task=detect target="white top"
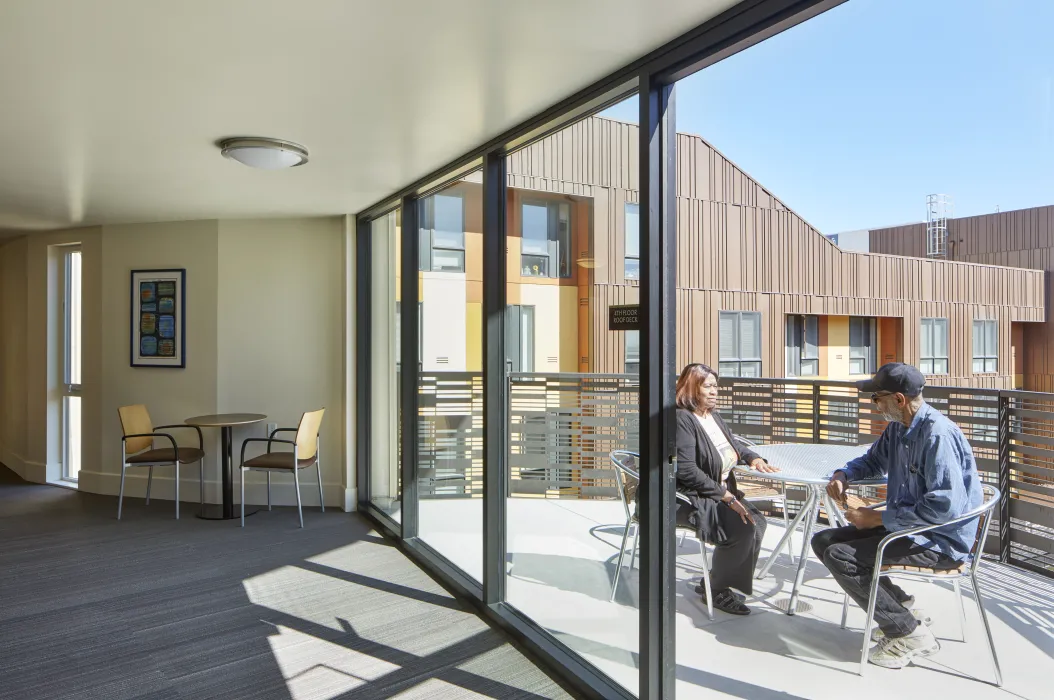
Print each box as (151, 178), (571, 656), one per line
(696, 413), (738, 482)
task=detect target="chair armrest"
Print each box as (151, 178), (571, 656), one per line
(155, 424), (203, 451)
(240, 437), (296, 465)
(874, 498), (995, 565)
(122, 432), (177, 453)
(268, 427), (297, 451)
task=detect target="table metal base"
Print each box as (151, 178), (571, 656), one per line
(196, 504), (259, 521)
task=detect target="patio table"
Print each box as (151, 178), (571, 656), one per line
(737, 442), (884, 615)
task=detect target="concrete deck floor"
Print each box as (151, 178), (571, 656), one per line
(418, 497), (1054, 700)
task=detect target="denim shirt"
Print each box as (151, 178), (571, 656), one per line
(841, 402), (983, 561)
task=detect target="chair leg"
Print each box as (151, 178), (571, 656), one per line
(970, 571), (1002, 687)
(145, 466), (154, 504)
(293, 468), (304, 528)
(700, 542), (714, 621)
(677, 530), (686, 548)
(840, 592), (850, 629)
(610, 519), (632, 602)
(954, 578), (968, 643)
(317, 462), (325, 513)
(240, 467), (246, 527)
(117, 465), (127, 520)
(199, 458), (205, 508)
(629, 524), (640, 570)
(266, 472), (271, 511)
(859, 566), (884, 675)
(174, 463), (180, 520)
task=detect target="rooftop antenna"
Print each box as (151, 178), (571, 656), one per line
(926, 194), (952, 258)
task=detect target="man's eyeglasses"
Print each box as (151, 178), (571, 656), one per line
(871, 391), (894, 402)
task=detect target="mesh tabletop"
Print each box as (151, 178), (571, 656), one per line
(736, 443), (871, 486)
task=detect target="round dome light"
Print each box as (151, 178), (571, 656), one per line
(219, 137), (309, 169)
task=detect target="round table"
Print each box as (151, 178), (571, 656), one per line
(186, 413), (267, 520)
(736, 442), (882, 614)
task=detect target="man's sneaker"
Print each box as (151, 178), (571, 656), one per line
(871, 608), (932, 641)
(868, 624), (940, 669)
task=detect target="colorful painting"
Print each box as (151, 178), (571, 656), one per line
(131, 269), (185, 368)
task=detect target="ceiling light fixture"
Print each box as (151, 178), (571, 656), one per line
(219, 137), (309, 170)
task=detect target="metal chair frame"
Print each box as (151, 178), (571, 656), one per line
(839, 483), (1002, 684)
(118, 424), (205, 520)
(609, 450), (714, 620)
(239, 426), (324, 528)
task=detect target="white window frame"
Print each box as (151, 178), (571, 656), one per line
(719, 311), (762, 378)
(849, 317), (877, 376)
(786, 314), (819, 377)
(624, 202), (640, 281)
(920, 317), (949, 375)
(972, 319), (997, 374)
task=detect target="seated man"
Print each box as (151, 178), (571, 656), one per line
(815, 362), (982, 669)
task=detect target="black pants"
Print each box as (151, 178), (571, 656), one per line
(709, 501), (767, 595)
(811, 526), (959, 638)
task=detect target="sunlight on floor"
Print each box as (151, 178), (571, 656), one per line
(266, 624), (399, 700)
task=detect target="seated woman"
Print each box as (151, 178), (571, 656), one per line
(675, 363), (778, 615)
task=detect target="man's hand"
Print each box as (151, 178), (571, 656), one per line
(826, 471), (848, 506)
(845, 507), (883, 530)
(750, 457), (780, 473)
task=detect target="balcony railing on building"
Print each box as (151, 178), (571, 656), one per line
(415, 372), (1054, 577)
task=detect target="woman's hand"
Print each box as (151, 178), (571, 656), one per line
(750, 457), (780, 473)
(726, 497), (755, 525)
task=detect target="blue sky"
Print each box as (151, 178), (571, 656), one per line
(601, 0), (1054, 234)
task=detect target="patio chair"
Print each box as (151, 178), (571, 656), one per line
(117, 404), (205, 520)
(609, 450), (715, 621)
(238, 408), (325, 528)
(839, 483), (1002, 684)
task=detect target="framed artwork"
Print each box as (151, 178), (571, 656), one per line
(130, 269), (186, 368)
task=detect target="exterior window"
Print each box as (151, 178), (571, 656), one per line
(521, 200), (571, 278)
(625, 330), (640, 374)
(719, 311), (762, 377)
(786, 315), (819, 377)
(419, 193), (465, 272)
(973, 320), (997, 373)
(826, 234), (839, 246)
(920, 318), (949, 375)
(506, 305), (535, 372)
(624, 203), (640, 280)
(849, 317), (876, 375)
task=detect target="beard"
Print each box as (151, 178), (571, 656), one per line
(880, 406), (903, 423)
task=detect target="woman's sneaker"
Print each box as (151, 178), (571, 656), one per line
(871, 608), (932, 642)
(868, 624), (940, 669)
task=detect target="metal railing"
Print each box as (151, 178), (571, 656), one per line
(411, 372), (1054, 575)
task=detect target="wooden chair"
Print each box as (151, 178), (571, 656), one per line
(238, 408), (325, 527)
(117, 404), (205, 520)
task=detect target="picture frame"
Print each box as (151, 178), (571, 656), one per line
(130, 268), (186, 368)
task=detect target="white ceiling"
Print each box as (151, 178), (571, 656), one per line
(0, 0), (739, 237)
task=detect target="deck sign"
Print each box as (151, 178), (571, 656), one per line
(608, 304), (641, 331)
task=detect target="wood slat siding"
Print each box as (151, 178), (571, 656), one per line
(871, 207), (1054, 392)
(506, 117), (1044, 386)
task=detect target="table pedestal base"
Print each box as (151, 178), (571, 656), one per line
(196, 504), (259, 521)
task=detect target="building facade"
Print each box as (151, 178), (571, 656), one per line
(404, 116), (1044, 389)
(871, 206), (1054, 391)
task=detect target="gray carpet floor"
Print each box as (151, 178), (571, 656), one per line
(0, 465), (573, 700)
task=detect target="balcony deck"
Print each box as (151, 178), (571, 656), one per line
(418, 497), (1053, 700)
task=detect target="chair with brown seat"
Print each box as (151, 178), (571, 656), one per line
(238, 408), (325, 527)
(117, 404), (205, 520)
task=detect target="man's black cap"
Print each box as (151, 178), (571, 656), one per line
(855, 362), (925, 397)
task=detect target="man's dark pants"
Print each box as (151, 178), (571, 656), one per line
(811, 526), (959, 638)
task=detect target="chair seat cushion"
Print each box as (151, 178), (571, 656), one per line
(244, 451), (317, 470)
(880, 562), (965, 576)
(127, 447), (204, 464)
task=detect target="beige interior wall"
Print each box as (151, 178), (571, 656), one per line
(216, 217), (346, 508)
(0, 237), (29, 476)
(82, 220), (221, 500)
